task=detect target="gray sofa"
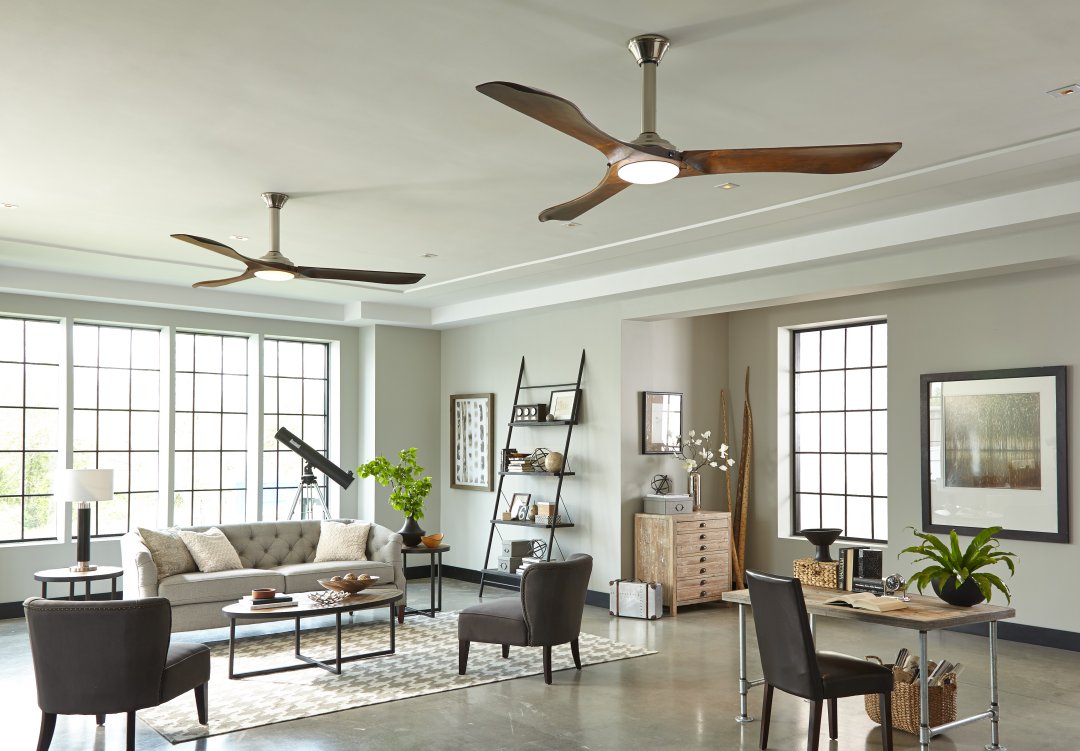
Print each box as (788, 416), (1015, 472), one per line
(120, 519), (405, 632)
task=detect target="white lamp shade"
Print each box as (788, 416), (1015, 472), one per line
(57, 469), (114, 503)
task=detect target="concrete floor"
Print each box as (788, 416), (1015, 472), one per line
(2, 578), (1075, 750)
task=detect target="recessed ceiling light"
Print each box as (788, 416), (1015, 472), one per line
(420, 253), (438, 258)
(1048, 84), (1080, 98)
(229, 234), (249, 241)
(1, 202), (19, 209)
(715, 182), (739, 190)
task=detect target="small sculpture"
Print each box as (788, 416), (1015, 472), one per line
(650, 474), (672, 495)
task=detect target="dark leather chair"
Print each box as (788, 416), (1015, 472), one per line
(745, 570), (894, 751)
(458, 553), (592, 684)
(23, 596), (210, 751)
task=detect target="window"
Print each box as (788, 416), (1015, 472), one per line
(793, 321), (887, 542)
(0, 317), (62, 542)
(174, 332), (249, 526)
(261, 339), (329, 520)
(72, 323), (161, 535)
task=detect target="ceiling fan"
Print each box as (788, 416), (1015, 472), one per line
(477, 34), (902, 222)
(172, 192), (425, 288)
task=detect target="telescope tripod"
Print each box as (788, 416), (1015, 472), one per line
(287, 461), (330, 520)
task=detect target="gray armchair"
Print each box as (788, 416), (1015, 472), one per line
(458, 553), (592, 684)
(23, 596), (210, 751)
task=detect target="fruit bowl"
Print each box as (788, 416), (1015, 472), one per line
(420, 533), (444, 548)
(799, 528), (844, 562)
(319, 575), (379, 594)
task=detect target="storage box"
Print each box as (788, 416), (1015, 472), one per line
(793, 558), (839, 589)
(609, 579), (662, 619)
(501, 540), (534, 557)
(643, 496), (693, 515)
(497, 555), (522, 573)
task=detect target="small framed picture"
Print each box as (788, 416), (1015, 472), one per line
(547, 389), (580, 423)
(509, 493), (531, 521)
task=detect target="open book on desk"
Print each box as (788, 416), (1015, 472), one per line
(823, 591), (908, 612)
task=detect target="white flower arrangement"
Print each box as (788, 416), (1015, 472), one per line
(670, 429), (736, 474)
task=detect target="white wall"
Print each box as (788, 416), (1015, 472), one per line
(726, 264), (1080, 632)
(0, 292), (360, 604)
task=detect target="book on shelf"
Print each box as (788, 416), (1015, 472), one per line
(837, 546), (865, 590)
(823, 591), (907, 612)
(858, 548), (883, 580)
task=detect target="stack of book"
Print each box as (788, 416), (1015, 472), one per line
(518, 556), (542, 572)
(837, 546), (884, 593)
(243, 595), (297, 610)
(504, 451), (536, 472)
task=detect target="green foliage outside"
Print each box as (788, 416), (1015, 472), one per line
(357, 447), (432, 521)
(0, 449), (56, 539)
(899, 526), (1018, 603)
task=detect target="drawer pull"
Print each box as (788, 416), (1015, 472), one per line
(700, 591), (707, 598)
(699, 533), (707, 540)
(699, 568), (706, 574)
(699, 545), (707, 551)
(700, 579), (706, 586)
(699, 522), (706, 528)
(699, 556), (706, 563)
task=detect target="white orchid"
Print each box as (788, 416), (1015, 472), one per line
(672, 428), (733, 474)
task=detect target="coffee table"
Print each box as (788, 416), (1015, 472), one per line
(221, 587), (403, 679)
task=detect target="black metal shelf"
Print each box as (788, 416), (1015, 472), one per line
(490, 519), (575, 529)
(508, 420), (576, 427)
(498, 470), (576, 477)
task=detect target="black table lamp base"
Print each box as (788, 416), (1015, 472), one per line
(71, 503), (96, 572)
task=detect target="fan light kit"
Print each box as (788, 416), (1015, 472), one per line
(477, 33), (901, 222)
(172, 193), (425, 289)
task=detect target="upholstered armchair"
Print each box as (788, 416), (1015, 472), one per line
(23, 596), (210, 751)
(458, 553), (592, 684)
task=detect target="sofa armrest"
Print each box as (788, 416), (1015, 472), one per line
(367, 523), (406, 596)
(120, 531), (159, 598)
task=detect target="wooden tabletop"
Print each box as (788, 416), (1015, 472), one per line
(222, 588), (403, 619)
(722, 585), (1015, 631)
(34, 565), (123, 582)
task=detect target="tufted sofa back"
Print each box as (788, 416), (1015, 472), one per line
(180, 520), (336, 569)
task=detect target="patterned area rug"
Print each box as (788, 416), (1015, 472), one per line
(140, 611), (655, 743)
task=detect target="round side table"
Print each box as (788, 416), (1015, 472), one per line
(400, 544), (449, 618)
(34, 565), (124, 600)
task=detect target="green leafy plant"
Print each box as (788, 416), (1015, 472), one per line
(357, 448), (432, 521)
(899, 526), (1017, 603)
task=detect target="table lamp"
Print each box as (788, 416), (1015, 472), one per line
(58, 468), (113, 572)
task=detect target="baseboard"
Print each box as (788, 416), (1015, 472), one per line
(0, 591), (123, 619)
(432, 565), (612, 609)
(947, 620), (1080, 651)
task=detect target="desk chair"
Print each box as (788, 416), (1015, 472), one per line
(458, 553), (592, 684)
(23, 597), (210, 751)
(746, 570), (894, 751)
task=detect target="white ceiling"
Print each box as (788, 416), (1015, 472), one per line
(4, 1), (1080, 327)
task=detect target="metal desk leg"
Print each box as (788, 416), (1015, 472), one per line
(986, 621), (1006, 750)
(736, 603), (754, 723)
(919, 630), (930, 751)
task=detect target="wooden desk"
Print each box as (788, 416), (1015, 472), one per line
(722, 585), (1015, 750)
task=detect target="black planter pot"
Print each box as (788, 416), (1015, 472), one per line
(932, 575), (985, 607)
(398, 516), (426, 548)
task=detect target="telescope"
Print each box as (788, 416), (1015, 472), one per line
(274, 427), (354, 518)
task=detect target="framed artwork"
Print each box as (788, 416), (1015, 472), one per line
(509, 492), (532, 521)
(547, 389), (580, 423)
(450, 393), (494, 491)
(920, 366), (1068, 543)
(641, 391), (682, 454)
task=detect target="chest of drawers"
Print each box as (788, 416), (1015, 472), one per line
(633, 511), (732, 615)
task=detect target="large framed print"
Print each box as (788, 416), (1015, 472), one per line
(920, 366), (1068, 543)
(641, 391), (682, 454)
(450, 393), (494, 491)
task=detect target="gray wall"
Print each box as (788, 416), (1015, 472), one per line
(726, 265), (1080, 631)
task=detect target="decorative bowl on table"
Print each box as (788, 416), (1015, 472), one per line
(420, 533), (444, 548)
(318, 575), (379, 594)
(798, 528), (844, 562)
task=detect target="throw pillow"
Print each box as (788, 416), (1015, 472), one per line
(314, 520), (371, 563)
(138, 527), (198, 581)
(178, 527), (244, 573)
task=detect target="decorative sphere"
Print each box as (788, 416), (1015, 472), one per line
(650, 474), (672, 495)
(544, 452), (564, 473)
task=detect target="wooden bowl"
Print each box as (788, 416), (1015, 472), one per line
(318, 576), (379, 594)
(251, 587), (277, 600)
(420, 533), (444, 548)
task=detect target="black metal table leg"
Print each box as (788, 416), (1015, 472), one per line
(228, 620), (236, 679)
(68, 582), (74, 600)
(437, 551), (443, 611)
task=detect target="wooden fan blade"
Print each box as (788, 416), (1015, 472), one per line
(539, 165), (630, 222)
(294, 267), (425, 285)
(681, 143), (902, 176)
(192, 268), (256, 288)
(477, 81), (635, 162)
(171, 234), (257, 264)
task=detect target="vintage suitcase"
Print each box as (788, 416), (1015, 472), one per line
(609, 579), (663, 619)
(501, 539), (534, 557)
(643, 494), (693, 515)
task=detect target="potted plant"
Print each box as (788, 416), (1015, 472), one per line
(899, 526), (1017, 606)
(358, 447), (432, 547)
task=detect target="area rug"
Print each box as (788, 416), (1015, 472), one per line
(139, 611), (655, 743)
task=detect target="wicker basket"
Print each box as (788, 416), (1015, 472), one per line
(793, 558), (839, 589)
(863, 658), (957, 735)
